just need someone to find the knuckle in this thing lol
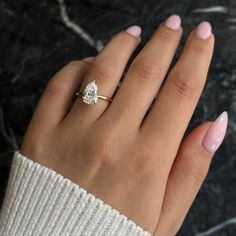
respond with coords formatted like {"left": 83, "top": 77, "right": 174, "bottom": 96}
{"left": 187, "top": 40, "right": 210, "bottom": 54}
{"left": 85, "top": 130, "right": 118, "bottom": 164}
{"left": 52, "top": 60, "right": 88, "bottom": 83}
{"left": 132, "top": 57, "right": 161, "bottom": 81}
{"left": 45, "top": 78, "right": 67, "bottom": 96}
{"left": 131, "top": 155, "right": 160, "bottom": 182}
{"left": 90, "top": 61, "right": 115, "bottom": 83}
{"left": 170, "top": 71, "right": 198, "bottom": 100}
{"left": 131, "top": 143, "right": 161, "bottom": 177}
{"left": 95, "top": 140, "right": 113, "bottom": 157}
{"left": 156, "top": 27, "right": 177, "bottom": 41}
{"left": 66, "top": 60, "right": 85, "bottom": 68}
{"left": 187, "top": 157, "right": 209, "bottom": 183}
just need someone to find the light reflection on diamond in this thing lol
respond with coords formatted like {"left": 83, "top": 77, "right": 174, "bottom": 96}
{"left": 82, "top": 80, "right": 98, "bottom": 104}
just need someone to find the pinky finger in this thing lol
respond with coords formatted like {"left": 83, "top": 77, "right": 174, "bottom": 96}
{"left": 154, "top": 112, "right": 228, "bottom": 236}
{"left": 20, "top": 58, "right": 93, "bottom": 155}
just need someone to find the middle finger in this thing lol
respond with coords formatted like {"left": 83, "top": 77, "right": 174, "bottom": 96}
{"left": 104, "top": 15, "right": 182, "bottom": 130}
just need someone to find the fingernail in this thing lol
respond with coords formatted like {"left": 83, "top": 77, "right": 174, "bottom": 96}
{"left": 164, "top": 15, "right": 181, "bottom": 30}
{"left": 125, "top": 25, "right": 142, "bottom": 38}
{"left": 195, "top": 21, "right": 212, "bottom": 39}
{"left": 202, "top": 111, "right": 228, "bottom": 153}
{"left": 83, "top": 57, "right": 95, "bottom": 62}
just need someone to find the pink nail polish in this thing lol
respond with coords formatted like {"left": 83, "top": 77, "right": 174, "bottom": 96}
{"left": 164, "top": 15, "right": 181, "bottom": 30}
{"left": 195, "top": 21, "right": 212, "bottom": 39}
{"left": 83, "top": 57, "right": 95, "bottom": 62}
{"left": 125, "top": 25, "right": 142, "bottom": 38}
{"left": 202, "top": 111, "right": 228, "bottom": 153}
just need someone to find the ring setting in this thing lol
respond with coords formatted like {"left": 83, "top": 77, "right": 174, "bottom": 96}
{"left": 75, "top": 80, "right": 112, "bottom": 105}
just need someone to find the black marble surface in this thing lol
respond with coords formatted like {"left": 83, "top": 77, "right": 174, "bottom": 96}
{"left": 0, "top": 0, "right": 236, "bottom": 235}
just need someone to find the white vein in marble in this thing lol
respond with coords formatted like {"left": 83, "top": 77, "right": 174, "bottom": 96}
{"left": 193, "top": 6, "right": 228, "bottom": 13}
{"left": 195, "top": 217, "right": 236, "bottom": 236}
{"left": 57, "top": 0, "right": 104, "bottom": 52}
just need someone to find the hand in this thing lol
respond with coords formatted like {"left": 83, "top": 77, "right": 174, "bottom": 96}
{"left": 20, "top": 15, "right": 227, "bottom": 235}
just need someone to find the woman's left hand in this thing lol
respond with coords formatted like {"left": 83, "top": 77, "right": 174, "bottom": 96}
{"left": 20, "top": 15, "right": 227, "bottom": 235}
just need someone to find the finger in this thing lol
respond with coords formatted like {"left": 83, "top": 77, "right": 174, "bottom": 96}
{"left": 141, "top": 22, "right": 214, "bottom": 164}
{"left": 105, "top": 15, "right": 182, "bottom": 130}
{"left": 23, "top": 60, "right": 90, "bottom": 137}
{"left": 155, "top": 112, "right": 228, "bottom": 236}
{"left": 69, "top": 26, "right": 141, "bottom": 125}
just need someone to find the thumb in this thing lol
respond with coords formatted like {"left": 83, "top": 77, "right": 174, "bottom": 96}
{"left": 155, "top": 112, "right": 228, "bottom": 236}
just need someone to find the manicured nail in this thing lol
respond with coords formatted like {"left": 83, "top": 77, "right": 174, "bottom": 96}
{"left": 83, "top": 57, "right": 95, "bottom": 62}
{"left": 195, "top": 21, "right": 212, "bottom": 39}
{"left": 164, "top": 15, "right": 181, "bottom": 30}
{"left": 125, "top": 25, "right": 142, "bottom": 38}
{"left": 202, "top": 111, "right": 228, "bottom": 153}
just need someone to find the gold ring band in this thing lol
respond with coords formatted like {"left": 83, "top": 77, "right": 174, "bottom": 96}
{"left": 75, "top": 92, "right": 112, "bottom": 102}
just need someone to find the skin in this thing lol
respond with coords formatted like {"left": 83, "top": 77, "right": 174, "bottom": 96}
{"left": 20, "top": 21, "right": 215, "bottom": 235}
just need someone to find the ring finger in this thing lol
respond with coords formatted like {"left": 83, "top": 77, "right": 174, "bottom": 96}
{"left": 68, "top": 26, "right": 142, "bottom": 126}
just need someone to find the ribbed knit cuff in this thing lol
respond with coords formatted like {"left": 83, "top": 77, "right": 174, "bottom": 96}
{"left": 0, "top": 151, "right": 151, "bottom": 236}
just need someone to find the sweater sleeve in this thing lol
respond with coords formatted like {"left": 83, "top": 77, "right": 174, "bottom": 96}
{"left": 0, "top": 151, "right": 151, "bottom": 236}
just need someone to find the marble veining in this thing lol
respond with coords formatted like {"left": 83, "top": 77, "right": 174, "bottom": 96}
{"left": 193, "top": 6, "right": 228, "bottom": 13}
{"left": 0, "top": 0, "right": 236, "bottom": 235}
{"left": 57, "top": 0, "right": 103, "bottom": 52}
{"left": 196, "top": 217, "right": 236, "bottom": 236}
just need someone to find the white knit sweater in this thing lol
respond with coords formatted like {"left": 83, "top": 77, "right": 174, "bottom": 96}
{"left": 0, "top": 151, "right": 151, "bottom": 236}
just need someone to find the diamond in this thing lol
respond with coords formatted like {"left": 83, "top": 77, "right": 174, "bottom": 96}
{"left": 82, "top": 80, "right": 98, "bottom": 104}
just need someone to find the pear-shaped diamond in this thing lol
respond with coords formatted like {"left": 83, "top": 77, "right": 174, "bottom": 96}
{"left": 82, "top": 80, "right": 98, "bottom": 104}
